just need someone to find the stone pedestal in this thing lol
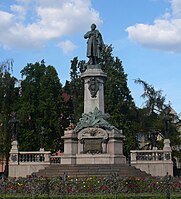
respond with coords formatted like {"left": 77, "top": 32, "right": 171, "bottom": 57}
{"left": 163, "top": 139, "right": 171, "bottom": 151}
{"left": 61, "top": 127, "right": 126, "bottom": 165}
{"left": 9, "top": 140, "right": 19, "bottom": 165}
{"left": 40, "top": 148, "right": 45, "bottom": 152}
{"left": 81, "top": 68, "right": 107, "bottom": 114}
{"left": 61, "top": 130, "right": 78, "bottom": 164}
{"left": 61, "top": 65, "right": 126, "bottom": 166}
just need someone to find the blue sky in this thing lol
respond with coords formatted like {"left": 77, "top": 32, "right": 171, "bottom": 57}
{"left": 0, "top": 0, "right": 181, "bottom": 114}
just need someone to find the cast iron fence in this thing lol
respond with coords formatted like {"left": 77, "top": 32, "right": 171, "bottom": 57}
{"left": 0, "top": 173, "right": 181, "bottom": 198}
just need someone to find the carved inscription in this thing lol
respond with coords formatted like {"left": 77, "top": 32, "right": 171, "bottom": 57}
{"left": 84, "top": 139, "right": 102, "bottom": 154}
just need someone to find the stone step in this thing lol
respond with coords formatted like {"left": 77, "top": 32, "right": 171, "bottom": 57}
{"left": 33, "top": 164, "right": 150, "bottom": 178}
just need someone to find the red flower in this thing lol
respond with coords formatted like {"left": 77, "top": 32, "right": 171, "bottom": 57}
{"left": 100, "top": 185, "right": 108, "bottom": 189}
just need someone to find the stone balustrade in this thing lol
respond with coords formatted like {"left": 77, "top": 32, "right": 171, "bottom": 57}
{"left": 50, "top": 156, "right": 62, "bottom": 164}
{"left": 130, "top": 149, "right": 173, "bottom": 176}
{"left": 9, "top": 142, "right": 53, "bottom": 177}
{"left": 131, "top": 150, "right": 172, "bottom": 162}
{"left": 10, "top": 151, "right": 63, "bottom": 165}
{"left": 9, "top": 146, "right": 63, "bottom": 177}
{"left": 19, "top": 151, "right": 51, "bottom": 164}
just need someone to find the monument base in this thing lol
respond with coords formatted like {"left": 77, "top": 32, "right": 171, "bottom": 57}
{"left": 61, "top": 155, "right": 76, "bottom": 164}
{"left": 76, "top": 154, "right": 126, "bottom": 164}
{"left": 61, "top": 127, "right": 126, "bottom": 165}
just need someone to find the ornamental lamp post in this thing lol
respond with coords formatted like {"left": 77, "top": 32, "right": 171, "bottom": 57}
{"left": 163, "top": 105, "right": 173, "bottom": 151}
{"left": 9, "top": 112, "right": 19, "bottom": 141}
{"left": 164, "top": 106, "right": 174, "bottom": 139}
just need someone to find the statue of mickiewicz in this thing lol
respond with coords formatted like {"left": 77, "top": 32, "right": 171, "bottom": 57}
{"left": 84, "top": 24, "right": 104, "bottom": 65}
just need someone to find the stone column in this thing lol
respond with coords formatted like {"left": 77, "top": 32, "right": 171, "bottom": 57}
{"left": 81, "top": 68, "right": 107, "bottom": 114}
{"left": 61, "top": 130, "right": 78, "bottom": 164}
{"left": 163, "top": 139, "right": 171, "bottom": 151}
{"left": 9, "top": 140, "right": 19, "bottom": 165}
{"left": 107, "top": 129, "right": 126, "bottom": 164}
{"left": 9, "top": 140, "right": 19, "bottom": 177}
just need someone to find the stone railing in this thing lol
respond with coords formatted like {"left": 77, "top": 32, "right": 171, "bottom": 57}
{"left": 130, "top": 149, "right": 173, "bottom": 176}
{"left": 10, "top": 151, "right": 62, "bottom": 165}
{"left": 19, "top": 151, "right": 51, "bottom": 164}
{"left": 9, "top": 144, "right": 52, "bottom": 177}
{"left": 9, "top": 151, "right": 62, "bottom": 177}
{"left": 9, "top": 140, "right": 63, "bottom": 177}
{"left": 50, "top": 156, "right": 62, "bottom": 164}
{"left": 130, "top": 150, "right": 172, "bottom": 162}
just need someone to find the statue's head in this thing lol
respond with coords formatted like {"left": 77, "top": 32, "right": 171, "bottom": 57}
{"left": 91, "top": 24, "right": 96, "bottom": 30}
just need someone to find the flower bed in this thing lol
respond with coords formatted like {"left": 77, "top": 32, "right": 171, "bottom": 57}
{"left": 0, "top": 174, "right": 181, "bottom": 198}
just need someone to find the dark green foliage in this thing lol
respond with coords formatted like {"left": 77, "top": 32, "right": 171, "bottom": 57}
{"left": 134, "top": 78, "right": 166, "bottom": 114}
{"left": 100, "top": 45, "right": 135, "bottom": 125}
{"left": 134, "top": 79, "right": 181, "bottom": 154}
{"left": 63, "top": 57, "right": 85, "bottom": 123}
{"left": 17, "top": 61, "right": 65, "bottom": 151}
{"left": 0, "top": 60, "right": 18, "bottom": 176}
{"left": 100, "top": 45, "right": 138, "bottom": 156}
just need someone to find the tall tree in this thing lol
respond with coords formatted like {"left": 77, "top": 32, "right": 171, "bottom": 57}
{"left": 63, "top": 57, "right": 85, "bottom": 123}
{"left": 134, "top": 79, "right": 181, "bottom": 152}
{"left": 100, "top": 45, "right": 138, "bottom": 157}
{"left": 17, "top": 61, "right": 65, "bottom": 151}
{"left": 0, "top": 59, "right": 18, "bottom": 176}
{"left": 134, "top": 78, "right": 166, "bottom": 114}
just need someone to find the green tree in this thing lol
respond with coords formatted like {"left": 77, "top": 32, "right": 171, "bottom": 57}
{"left": 100, "top": 45, "right": 138, "bottom": 157}
{"left": 17, "top": 61, "right": 65, "bottom": 151}
{"left": 63, "top": 57, "right": 85, "bottom": 123}
{"left": 134, "top": 78, "right": 165, "bottom": 114}
{"left": 0, "top": 59, "right": 18, "bottom": 176}
{"left": 135, "top": 79, "right": 181, "bottom": 152}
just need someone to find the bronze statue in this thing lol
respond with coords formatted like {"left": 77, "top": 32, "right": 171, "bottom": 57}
{"left": 84, "top": 24, "right": 104, "bottom": 65}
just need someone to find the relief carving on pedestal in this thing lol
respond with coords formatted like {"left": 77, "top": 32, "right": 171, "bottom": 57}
{"left": 78, "top": 128, "right": 108, "bottom": 154}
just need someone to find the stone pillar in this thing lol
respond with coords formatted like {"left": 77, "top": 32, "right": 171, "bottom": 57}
{"left": 107, "top": 129, "right": 126, "bottom": 164}
{"left": 44, "top": 152, "right": 51, "bottom": 162}
{"left": 78, "top": 139, "right": 84, "bottom": 154}
{"left": 163, "top": 139, "right": 171, "bottom": 151}
{"left": 81, "top": 68, "right": 107, "bottom": 114}
{"left": 130, "top": 150, "right": 137, "bottom": 164}
{"left": 61, "top": 130, "right": 78, "bottom": 164}
{"left": 9, "top": 140, "right": 19, "bottom": 165}
{"left": 108, "top": 130, "right": 124, "bottom": 155}
{"left": 9, "top": 140, "right": 19, "bottom": 177}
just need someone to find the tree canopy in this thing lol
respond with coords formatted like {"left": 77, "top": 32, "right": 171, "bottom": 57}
{"left": 17, "top": 61, "right": 66, "bottom": 151}
{"left": 0, "top": 59, "right": 18, "bottom": 176}
{"left": 134, "top": 78, "right": 181, "bottom": 154}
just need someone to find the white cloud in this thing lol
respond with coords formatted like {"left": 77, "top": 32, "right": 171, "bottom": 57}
{"left": 0, "top": 11, "right": 14, "bottom": 25}
{"left": 57, "top": 40, "right": 77, "bottom": 54}
{"left": 126, "top": 0, "right": 181, "bottom": 53}
{"left": 0, "top": 0, "right": 102, "bottom": 50}
{"left": 10, "top": 4, "right": 26, "bottom": 21}
{"left": 171, "top": 0, "right": 181, "bottom": 18}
